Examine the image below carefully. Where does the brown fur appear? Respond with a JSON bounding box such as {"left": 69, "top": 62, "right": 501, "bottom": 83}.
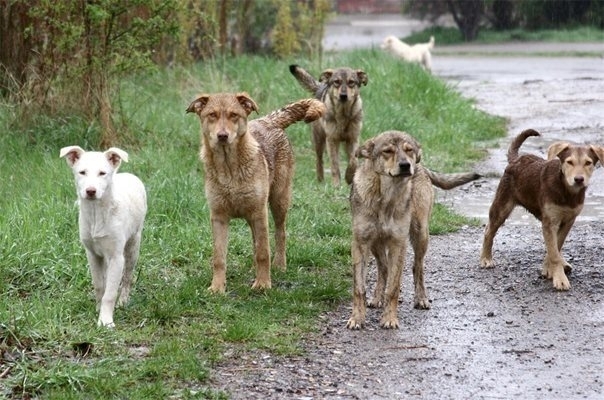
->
{"left": 289, "top": 64, "right": 368, "bottom": 186}
{"left": 346, "top": 131, "right": 480, "bottom": 329}
{"left": 480, "top": 128, "right": 604, "bottom": 290}
{"left": 186, "top": 93, "right": 325, "bottom": 293}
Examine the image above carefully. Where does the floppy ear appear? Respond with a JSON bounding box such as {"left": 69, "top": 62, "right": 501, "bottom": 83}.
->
{"left": 356, "top": 140, "right": 374, "bottom": 159}
{"left": 104, "top": 147, "right": 129, "bottom": 169}
{"left": 416, "top": 148, "right": 422, "bottom": 163}
{"left": 547, "top": 141, "right": 570, "bottom": 160}
{"left": 319, "top": 69, "right": 334, "bottom": 83}
{"left": 589, "top": 145, "right": 604, "bottom": 166}
{"left": 186, "top": 94, "right": 210, "bottom": 114}
{"left": 60, "top": 146, "right": 85, "bottom": 167}
{"left": 356, "top": 70, "right": 368, "bottom": 86}
{"left": 235, "top": 92, "right": 258, "bottom": 115}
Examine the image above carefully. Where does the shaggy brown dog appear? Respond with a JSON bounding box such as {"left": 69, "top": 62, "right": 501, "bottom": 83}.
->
{"left": 289, "top": 64, "right": 368, "bottom": 186}
{"left": 480, "top": 129, "right": 604, "bottom": 290}
{"left": 187, "top": 93, "right": 325, "bottom": 293}
{"left": 346, "top": 131, "right": 480, "bottom": 329}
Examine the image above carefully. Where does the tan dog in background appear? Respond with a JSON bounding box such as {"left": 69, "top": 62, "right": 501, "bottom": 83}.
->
{"left": 187, "top": 93, "right": 325, "bottom": 293}
{"left": 380, "top": 35, "right": 435, "bottom": 72}
{"left": 289, "top": 64, "right": 368, "bottom": 186}
{"left": 480, "top": 129, "right": 604, "bottom": 290}
{"left": 347, "top": 131, "right": 480, "bottom": 329}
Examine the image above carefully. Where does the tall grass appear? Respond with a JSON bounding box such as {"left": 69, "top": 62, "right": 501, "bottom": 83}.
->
{"left": 0, "top": 49, "right": 505, "bottom": 398}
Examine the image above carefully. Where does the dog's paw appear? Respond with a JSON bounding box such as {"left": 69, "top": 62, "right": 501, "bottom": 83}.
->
{"left": 367, "top": 298, "right": 382, "bottom": 308}
{"left": 563, "top": 262, "right": 573, "bottom": 275}
{"left": 251, "top": 279, "right": 271, "bottom": 290}
{"left": 414, "top": 296, "right": 431, "bottom": 310}
{"left": 346, "top": 317, "right": 365, "bottom": 330}
{"left": 380, "top": 317, "right": 399, "bottom": 329}
{"left": 97, "top": 317, "right": 115, "bottom": 329}
{"left": 480, "top": 257, "right": 495, "bottom": 268}
{"left": 552, "top": 274, "right": 571, "bottom": 291}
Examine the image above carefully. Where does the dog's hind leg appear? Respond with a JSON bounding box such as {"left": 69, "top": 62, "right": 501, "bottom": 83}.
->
{"left": 119, "top": 231, "right": 142, "bottom": 306}
{"left": 480, "top": 184, "right": 516, "bottom": 268}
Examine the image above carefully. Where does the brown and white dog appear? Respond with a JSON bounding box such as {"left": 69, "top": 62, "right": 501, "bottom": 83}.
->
{"left": 187, "top": 93, "right": 325, "bottom": 293}
{"left": 480, "top": 129, "right": 604, "bottom": 290}
{"left": 289, "top": 64, "right": 368, "bottom": 186}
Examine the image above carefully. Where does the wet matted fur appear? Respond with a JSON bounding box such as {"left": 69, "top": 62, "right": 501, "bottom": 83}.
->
{"left": 186, "top": 93, "right": 325, "bottom": 293}
{"left": 480, "top": 128, "right": 604, "bottom": 290}
{"left": 347, "top": 131, "right": 480, "bottom": 329}
{"left": 289, "top": 64, "right": 368, "bottom": 186}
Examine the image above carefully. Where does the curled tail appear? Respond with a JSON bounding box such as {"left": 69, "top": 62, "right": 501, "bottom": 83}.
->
{"left": 507, "top": 129, "right": 540, "bottom": 163}
{"left": 425, "top": 169, "right": 481, "bottom": 190}
{"left": 260, "top": 98, "right": 326, "bottom": 130}
{"left": 289, "top": 65, "right": 322, "bottom": 98}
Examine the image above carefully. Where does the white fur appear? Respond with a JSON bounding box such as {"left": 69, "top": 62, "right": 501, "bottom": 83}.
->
{"left": 380, "top": 35, "right": 435, "bottom": 72}
{"left": 60, "top": 145, "right": 147, "bottom": 328}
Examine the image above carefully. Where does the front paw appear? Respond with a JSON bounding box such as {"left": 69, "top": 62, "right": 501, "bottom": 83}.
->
{"left": 346, "top": 311, "right": 365, "bottom": 330}
{"left": 552, "top": 273, "right": 571, "bottom": 291}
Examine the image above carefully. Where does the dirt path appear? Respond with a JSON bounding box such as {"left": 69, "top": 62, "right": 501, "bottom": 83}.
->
{"left": 210, "top": 23, "right": 604, "bottom": 399}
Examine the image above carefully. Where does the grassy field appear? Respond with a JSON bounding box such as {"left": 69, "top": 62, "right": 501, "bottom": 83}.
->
{"left": 0, "top": 48, "right": 505, "bottom": 398}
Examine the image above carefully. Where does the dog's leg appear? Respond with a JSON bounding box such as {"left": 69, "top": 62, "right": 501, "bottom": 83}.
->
{"left": 368, "top": 244, "right": 387, "bottom": 308}
{"left": 410, "top": 221, "right": 431, "bottom": 309}
{"left": 98, "top": 253, "right": 125, "bottom": 328}
{"left": 209, "top": 215, "right": 230, "bottom": 294}
{"left": 380, "top": 243, "right": 405, "bottom": 329}
{"left": 86, "top": 250, "right": 105, "bottom": 310}
{"left": 269, "top": 187, "right": 291, "bottom": 271}
{"left": 541, "top": 217, "right": 571, "bottom": 290}
{"left": 556, "top": 218, "right": 575, "bottom": 274}
{"left": 347, "top": 239, "right": 370, "bottom": 329}
{"left": 312, "top": 126, "right": 325, "bottom": 183}
{"left": 249, "top": 211, "right": 272, "bottom": 290}
{"left": 480, "top": 187, "right": 516, "bottom": 268}
{"left": 119, "top": 231, "right": 142, "bottom": 306}
{"left": 344, "top": 139, "right": 358, "bottom": 185}
{"left": 327, "top": 137, "right": 342, "bottom": 186}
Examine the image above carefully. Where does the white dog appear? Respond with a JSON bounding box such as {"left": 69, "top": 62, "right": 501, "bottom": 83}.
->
{"left": 380, "top": 35, "right": 435, "bottom": 72}
{"left": 60, "top": 146, "right": 147, "bottom": 328}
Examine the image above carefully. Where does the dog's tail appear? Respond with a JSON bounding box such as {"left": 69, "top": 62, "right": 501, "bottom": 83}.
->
{"left": 289, "top": 65, "right": 322, "bottom": 97}
{"left": 425, "top": 169, "right": 481, "bottom": 190}
{"left": 428, "top": 35, "right": 435, "bottom": 49}
{"left": 261, "top": 98, "right": 326, "bottom": 130}
{"left": 507, "top": 128, "right": 540, "bottom": 163}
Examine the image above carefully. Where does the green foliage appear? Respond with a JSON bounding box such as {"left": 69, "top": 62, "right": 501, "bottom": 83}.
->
{"left": 0, "top": 50, "right": 503, "bottom": 398}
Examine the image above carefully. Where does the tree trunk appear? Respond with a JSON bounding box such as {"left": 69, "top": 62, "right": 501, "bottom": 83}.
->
{"left": 447, "top": 0, "right": 484, "bottom": 42}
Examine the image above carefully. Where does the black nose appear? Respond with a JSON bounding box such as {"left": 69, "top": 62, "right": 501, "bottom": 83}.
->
{"left": 339, "top": 93, "right": 348, "bottom": 101}
{"left": 86, "top": 188, "right": 96, "bottom": 197}
{"left": 399, "top": 161, "right": 411, "bottom": 173}
{"left": 575, "top": 176, "right": 585, "bottom": 184}
{"left": 217, "top": 132, "right": 228, "bottom": 142}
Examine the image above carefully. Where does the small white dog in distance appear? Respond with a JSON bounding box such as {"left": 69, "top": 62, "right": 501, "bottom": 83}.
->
{"left": 380, "top": 35, "right": 435, "bottom": 73}
{"left": 60, "top": 146, "right": 147, "bottom": 328}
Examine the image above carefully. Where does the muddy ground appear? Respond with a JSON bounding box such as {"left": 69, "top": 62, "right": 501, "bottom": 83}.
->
{"left": 209, "top": 22, "right": 604, "bottom": 400}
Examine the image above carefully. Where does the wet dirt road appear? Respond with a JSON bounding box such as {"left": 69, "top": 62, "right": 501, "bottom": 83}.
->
{"left": 210, "top": 19, "right": 604, "bottom": 400}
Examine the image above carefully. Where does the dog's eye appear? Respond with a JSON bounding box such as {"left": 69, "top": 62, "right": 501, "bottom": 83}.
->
{"left": 566, "top": 160, "right": 574, "bottom": 166}
{"left": 206, "top": 112, "right": 218, "bottom": 120}
{"left": 228, "top": 112, "right": 239, "bottom": 122}
{"left": 382, "top": 149, "right": 395, "bottom": 155}
{"left": 332, "top": 79, "right": 342, "bottom": 87}
{"left": 347, "top": 80, "right": 356, "bottom": 88}
{"left": 585, "top": 160, "right": 593, "bottom": 166}
{"left": 99, "top": 171, "right": 107, "bottom": 176}
{"left": 78, "top": 170, "right": 86, "bottom": 176}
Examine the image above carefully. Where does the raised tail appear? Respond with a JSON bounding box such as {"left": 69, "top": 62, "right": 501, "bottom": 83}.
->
{"left": 507, "top": 128, "right": 540, "bottom": 163}
{"left": 424, "top": 169, "right": 481, "bottom": 190}
{"left": 289, "top": 65, "right": 322, "bottom": 97}
{"left": 260, "top": 98, "right": 326, "bottom": 130}
{"left": 428, "top": 36, "right": 435, "bottom": 49}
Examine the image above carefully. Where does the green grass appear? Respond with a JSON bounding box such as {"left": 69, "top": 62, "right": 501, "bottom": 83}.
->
{"left": 0, "top": 49, "right": 505, "bottom": 398}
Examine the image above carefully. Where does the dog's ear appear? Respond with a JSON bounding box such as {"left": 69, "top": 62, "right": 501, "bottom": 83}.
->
{"left": 547, "top": 141, "right": 570, "bottom": 160}
{"left": 104, "top": 147, "right": 129, "bottom": 169}
{"left": 319, "top": 69, "right": 334, "bottom": 83}
{"left": 186, "top": 95, "right": 210, "bottom": 114}
{"left": 60, "top": 146, "right": 85, "bottom": 167}
{"left": 235, "top": 92, "right": 258, "bottom": 115}
{"left": 356, "top": 70, "right": 368, "bottom": 86}
{"left": 356, "top": 140, "right": 374, "bottom": 159}
{"left": 589, "top": 145, "right": 604, "bottom": 166}
{"left": 416, "top": 147, "right": 422, "bottom": 163}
